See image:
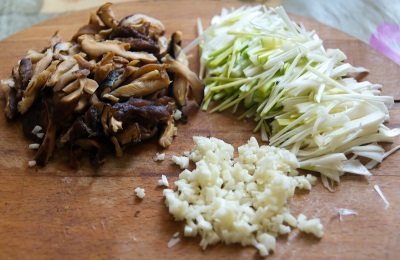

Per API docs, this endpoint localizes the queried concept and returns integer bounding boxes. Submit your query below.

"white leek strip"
[274,6,297,34]
[197,17,203,36]
[374,184,390,209]
[306,65,358,95]
[336,208,357,221]
[321,94,394,104]
[365,144,400,169]
[339,160,371,176]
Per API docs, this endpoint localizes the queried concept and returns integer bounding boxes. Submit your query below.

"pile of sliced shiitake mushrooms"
[2,3,204,167]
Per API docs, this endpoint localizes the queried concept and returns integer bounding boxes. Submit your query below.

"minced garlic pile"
[164,136,323,256]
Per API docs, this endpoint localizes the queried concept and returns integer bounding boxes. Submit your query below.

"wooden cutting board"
[0,1,399,259]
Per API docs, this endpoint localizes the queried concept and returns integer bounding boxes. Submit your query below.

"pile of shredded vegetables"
[184,5,400,189]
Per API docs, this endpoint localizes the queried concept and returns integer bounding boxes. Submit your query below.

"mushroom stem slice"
[163,54,204,106]
[96,2,119,29]
[34,122,57,166]
[111,69,170,98]
[110,136,123,157]
[79,35,157,63]
[159,115,175,148]
[172,73,188,107]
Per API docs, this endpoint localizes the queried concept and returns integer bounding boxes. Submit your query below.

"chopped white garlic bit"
[167,237,181,248]
[172,155,189,169]
[164,136,322,257]
[158,175,169,187]
[173,109,182,120]
[155,152,166,161]
[135,187,145,199]
[31,125,42,134]
[1,78,15,87]
[28,160,37,167]
[297,214,324,238]
[336,208,357,221]
[29,143,40,149]
[36,133,45,139]
[374,184,390,209]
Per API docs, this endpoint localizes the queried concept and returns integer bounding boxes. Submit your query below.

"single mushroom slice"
[115,37,160,55]
[82,78,99,95]
[94,63,113,83]
[158,36,169,57]
[72,69,91,79]
[74,94,90,114]
[100,105,112,135]
[73,54,97,72]
[96,2,119,29]
[19,58,33,90]
[98,68,124,95]
[11,65,23,100]
[2,81,18,119]
[110,68,170,98]
[111,99,172,128]
[168,31,183,59]
[50,31,62,48]
[110,116,123,133]
[158,115,175,147]
[119,14,165,40]
[34,122,57,166]
[25,50,45,63]
[162,54,204,106]
[79,35,157,63]
[110,136,123,157]
[53,63,80,91]
[115,122,141,145]
[71,24,105,41]
[96,28,114,40]
[112,56,130,67]
[130,63,169,80]
[166,32,188,107]
[172,74,188,106]
[53,41,74,61]
[110,25,151,40]
[61,79,80,94]
[110,66,138,90]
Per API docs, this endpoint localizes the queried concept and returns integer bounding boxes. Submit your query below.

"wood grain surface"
[0,1,400,259]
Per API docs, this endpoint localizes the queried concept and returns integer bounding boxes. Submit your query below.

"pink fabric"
[370,22,400,65]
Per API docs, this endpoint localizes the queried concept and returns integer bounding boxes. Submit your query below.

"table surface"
[0,1,400,259]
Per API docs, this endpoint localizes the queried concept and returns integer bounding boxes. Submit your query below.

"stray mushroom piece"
[159,115,175,147]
